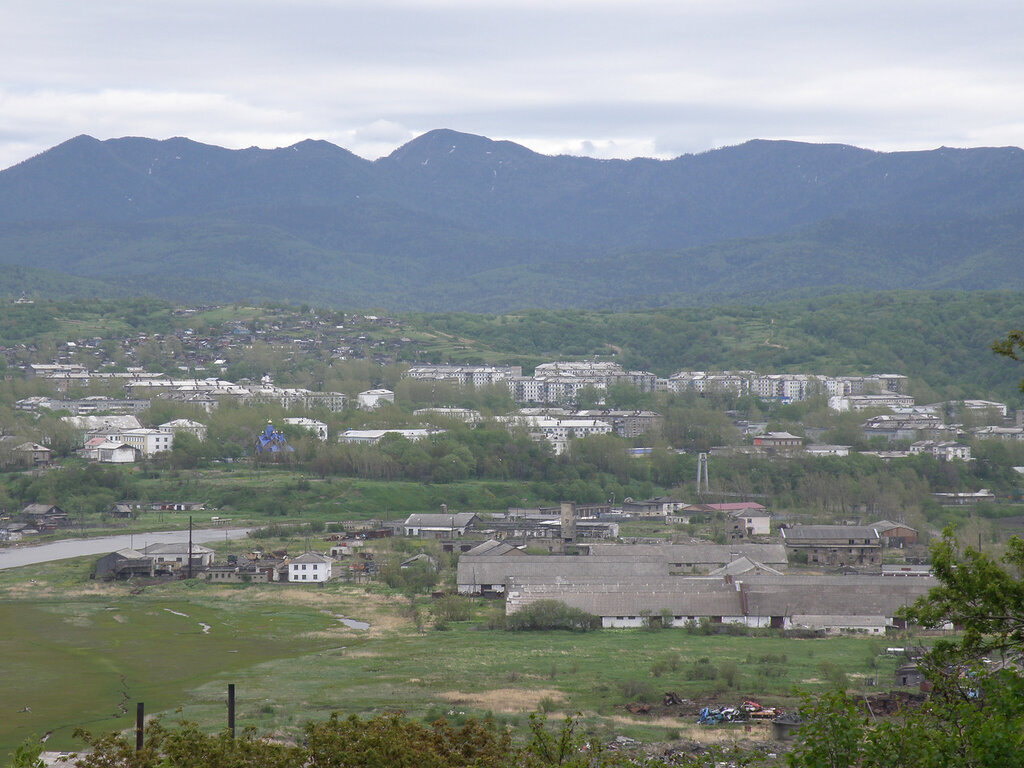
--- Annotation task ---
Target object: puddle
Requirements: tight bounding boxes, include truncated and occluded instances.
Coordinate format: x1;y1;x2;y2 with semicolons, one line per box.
164;608;189;617
338;617;370;630
199;622;211;634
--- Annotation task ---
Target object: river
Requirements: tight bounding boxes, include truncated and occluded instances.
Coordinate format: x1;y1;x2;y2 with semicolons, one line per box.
0;527;252;569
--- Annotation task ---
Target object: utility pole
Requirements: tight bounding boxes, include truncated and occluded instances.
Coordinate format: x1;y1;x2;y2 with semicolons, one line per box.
696;453;710;497
187;515;193;579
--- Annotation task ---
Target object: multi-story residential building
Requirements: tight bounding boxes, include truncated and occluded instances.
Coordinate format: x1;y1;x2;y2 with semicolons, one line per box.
572;409;663;438
339;428;433;444
829;393;916;411
247;385;347;412
121;428;174;456
781;525;882;567
498;414;613;454
158;419;208;441
405;364;522;387
287;552;333;583
507;375;605;404
413;407;482;424
282;417;328;441
909;440;972;461
356;389;395;409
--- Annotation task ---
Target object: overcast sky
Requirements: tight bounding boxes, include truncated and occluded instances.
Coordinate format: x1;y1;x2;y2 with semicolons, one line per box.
2;0;1022;171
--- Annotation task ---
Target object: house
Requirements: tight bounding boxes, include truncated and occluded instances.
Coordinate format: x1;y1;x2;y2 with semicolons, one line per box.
400;553;438;571
108;502;138;518
871;520;918;548
726;510;772;539
287;552;333;582
63;414;144;446
12;442;52;467
94;548;155;579
708;503;772;538
20;504;69;530
622;496;687;517
403;511;478;538
140;542;215;571
781;525;882;567
357;389;395;409
96;441;139;464
895;664;926;687
202;562;271;583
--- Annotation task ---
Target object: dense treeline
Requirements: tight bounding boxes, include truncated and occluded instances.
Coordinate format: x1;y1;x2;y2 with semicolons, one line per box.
407;291;1024;401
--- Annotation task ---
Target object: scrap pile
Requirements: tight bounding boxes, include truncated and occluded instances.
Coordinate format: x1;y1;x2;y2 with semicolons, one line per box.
697;701;778;725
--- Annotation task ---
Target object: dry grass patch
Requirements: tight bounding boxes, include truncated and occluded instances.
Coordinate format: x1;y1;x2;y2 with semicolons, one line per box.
609;716;771;744
439;688;564;713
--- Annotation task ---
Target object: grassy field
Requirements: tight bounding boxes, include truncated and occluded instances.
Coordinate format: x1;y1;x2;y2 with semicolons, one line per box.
0;552;925;759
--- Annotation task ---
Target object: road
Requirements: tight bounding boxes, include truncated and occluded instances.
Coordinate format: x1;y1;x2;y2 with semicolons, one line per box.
0;527;252;569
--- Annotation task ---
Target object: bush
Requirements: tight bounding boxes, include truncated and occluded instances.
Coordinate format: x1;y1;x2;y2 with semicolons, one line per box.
719;660;739;688
620;679;656;702
505;600;600;632
432;594;471;622
650;652;681;678
687;658;719;681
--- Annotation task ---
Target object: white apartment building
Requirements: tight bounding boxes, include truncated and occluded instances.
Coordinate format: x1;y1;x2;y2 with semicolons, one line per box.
357;389;395;409
339;428;434;444
405;364;521;387
910;441;972;462
500;414;613;454
121;428;174;456
829;393;916;412
288;552;333;583
283;418;329;441
158;419;208;441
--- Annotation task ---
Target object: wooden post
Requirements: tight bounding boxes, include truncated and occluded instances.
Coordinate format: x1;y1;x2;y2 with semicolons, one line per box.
136;702;144;751
228;684;235;738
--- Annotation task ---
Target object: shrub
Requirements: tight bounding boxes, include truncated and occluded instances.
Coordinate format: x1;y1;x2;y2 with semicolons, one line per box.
505;600;600;632
719;660;739;687
432;594;471;622
650;652;681;678
620;679;656;702
687;658;719;681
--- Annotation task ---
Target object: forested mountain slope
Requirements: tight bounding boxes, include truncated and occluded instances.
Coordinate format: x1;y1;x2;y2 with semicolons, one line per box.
1;132;1023;309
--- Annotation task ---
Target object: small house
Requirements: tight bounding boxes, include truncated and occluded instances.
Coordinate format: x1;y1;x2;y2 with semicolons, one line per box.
288;552;334;583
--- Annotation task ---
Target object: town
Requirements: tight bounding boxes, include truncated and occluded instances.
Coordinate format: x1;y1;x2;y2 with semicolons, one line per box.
1;299;1022;764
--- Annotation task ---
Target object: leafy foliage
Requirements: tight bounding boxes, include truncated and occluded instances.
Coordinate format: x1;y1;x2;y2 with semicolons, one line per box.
789;531;1024;768
505;600;600;632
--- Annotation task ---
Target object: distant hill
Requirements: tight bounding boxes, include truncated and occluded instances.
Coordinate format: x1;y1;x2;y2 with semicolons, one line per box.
1;130;1023;310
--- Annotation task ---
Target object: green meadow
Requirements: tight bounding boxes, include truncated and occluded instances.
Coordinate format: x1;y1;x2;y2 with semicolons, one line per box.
0;559;918;758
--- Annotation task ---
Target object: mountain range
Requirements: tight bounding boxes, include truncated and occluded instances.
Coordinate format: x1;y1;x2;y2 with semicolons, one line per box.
1;130;1022;310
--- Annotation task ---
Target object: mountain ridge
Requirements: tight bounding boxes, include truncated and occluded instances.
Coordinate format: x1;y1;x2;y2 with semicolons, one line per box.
0;131;1022;310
